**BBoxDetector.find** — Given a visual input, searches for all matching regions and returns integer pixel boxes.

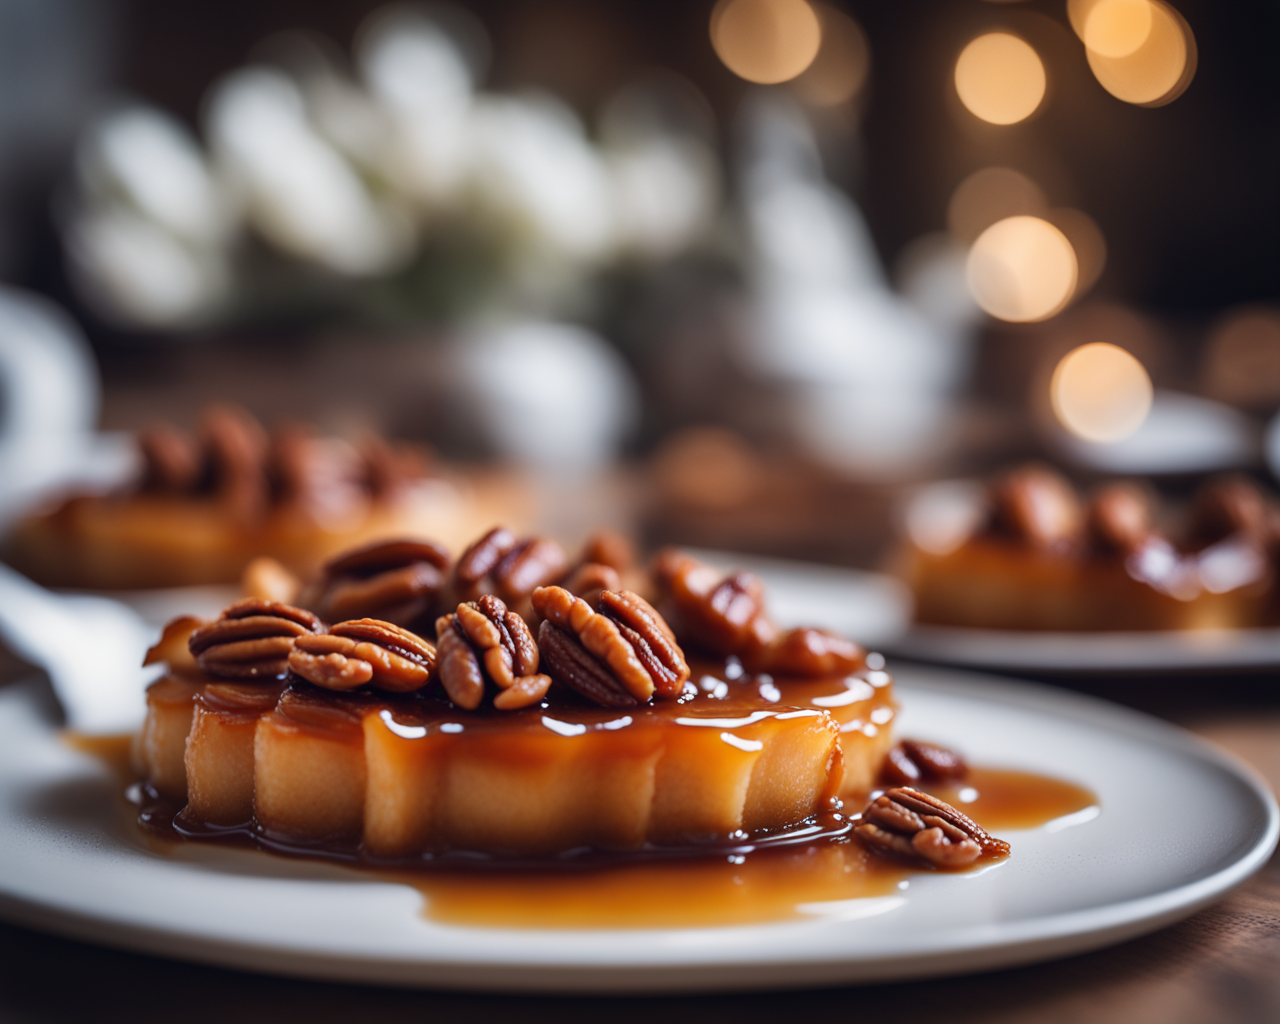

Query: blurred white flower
[207,67,413,275]
[607,135,719,260]
[449,320,638,473]
[358,7,478,207]
[65,206,230,327]
[76,106,232,246]
[468,95,618,263]
[599,73,720,261]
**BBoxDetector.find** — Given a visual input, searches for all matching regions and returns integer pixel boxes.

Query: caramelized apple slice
[138,676,204,799]
[184,682,286,825]
[254,689,369,842]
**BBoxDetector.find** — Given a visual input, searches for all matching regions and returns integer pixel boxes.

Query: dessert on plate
[6,406,491,590]
[902,465,1279,632]
[134,531,1007,871]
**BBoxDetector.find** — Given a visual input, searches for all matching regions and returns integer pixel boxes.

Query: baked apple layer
[907,538,1270,631]
[138,663,895,860]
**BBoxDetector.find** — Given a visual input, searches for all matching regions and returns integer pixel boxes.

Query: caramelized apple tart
[131,537,938,865]
[903,466,1280,632]
[6,406,492,589]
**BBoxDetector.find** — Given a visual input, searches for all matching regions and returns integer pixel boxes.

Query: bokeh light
[792,5,870,107]
[967,215,1077,322]
[710,0,823,85]
[1082,0,1196,106]
[1202,306,1280,410]
[1081,0,1153,57]
[1051,342,1154,443]
[947,166,1046,243]
[953,33,1046,125]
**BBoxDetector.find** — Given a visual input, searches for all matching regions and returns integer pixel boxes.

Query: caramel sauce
[391,767,1097,929]
[396,842,907,929]
[930,767,1097,832]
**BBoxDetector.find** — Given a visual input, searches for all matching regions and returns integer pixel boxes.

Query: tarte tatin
[134,531,1005,871]
[7,406,501,590]
[903,465,1280,632]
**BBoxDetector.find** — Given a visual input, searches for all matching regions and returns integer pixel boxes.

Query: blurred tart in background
[901,465,1279,632]
[5,405,524,590]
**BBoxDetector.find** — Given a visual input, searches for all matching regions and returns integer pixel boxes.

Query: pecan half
[198,405,270,521]
[653,549,767,657]
[654,550,864,677]
[359,433,431,500]
[188,599,322,680]
[580,530,636,573]
[989,464,1083,550]
[880,740,968,787]
[1189,476,1268,547]
[289,618,436,693]
[452,527,567,608]
[560,561,622,606]
[305,538,451,629]
[751,627,865,677]
[138,423,201,492]
[532,586,690,707]
[1088,482,1153,554]
[435,594,550,710]
[854,787,1009,868]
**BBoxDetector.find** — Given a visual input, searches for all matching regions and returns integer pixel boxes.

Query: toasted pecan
[306,538,451,628]
[453,527,567,607]
[188,599,322,680]
[532,586,689,706]
[435,594,550,710]
[854,787,1009,867]
[290,618,436,693]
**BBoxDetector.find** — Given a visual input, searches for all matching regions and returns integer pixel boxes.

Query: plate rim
[890,623,1280,674]
[0,669,1275,993]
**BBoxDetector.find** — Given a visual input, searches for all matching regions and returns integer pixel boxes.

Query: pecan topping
[753,627,865,677]
[1189,476,1268,547]
[532,586,690,707]
[1087,482,1153,554]
[560,561,622,606]
[653,549,767,657]
[653,550,864,677]
[188,599,322,680]
[289,618,436,693]
[359,433,432,500]
[881,740,968,787]
[435,594,550,710]
[452,527,567,607]
[989,464,1083,550]
[138,423,201,492]
[580,530,636,574]
[305,538,451,629]
[854,787,1009,868]
[198,405,270,521]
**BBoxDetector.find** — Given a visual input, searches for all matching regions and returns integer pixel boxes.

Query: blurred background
[0,0,1276,567]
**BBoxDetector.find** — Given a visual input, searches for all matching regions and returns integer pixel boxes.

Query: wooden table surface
[1,667,1277,1023]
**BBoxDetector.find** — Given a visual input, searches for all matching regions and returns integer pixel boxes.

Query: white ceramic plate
[0,666,1273,993]
[888,623,1280,675]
